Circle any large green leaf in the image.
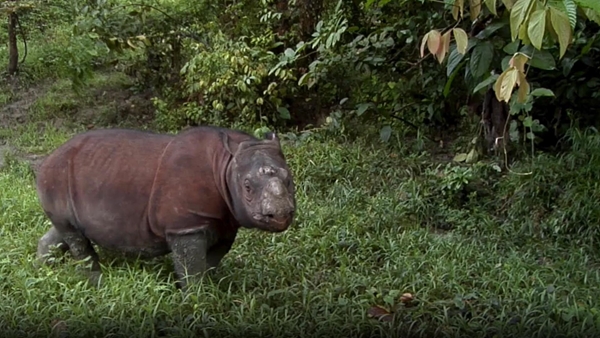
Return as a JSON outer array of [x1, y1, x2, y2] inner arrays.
[[548, 0, 578, 29], [549, 6, 573, 58], [510, 0, 534, 40], [521, 46, 556, 69], [583, 8, 600, 24], [469, 41, 495, 78], [447, 38, 477, 77], [573, 0, 600, 14], [527, 9, 547, 50]]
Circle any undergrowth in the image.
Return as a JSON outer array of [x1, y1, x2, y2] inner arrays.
[[1, 117, 600, 337]]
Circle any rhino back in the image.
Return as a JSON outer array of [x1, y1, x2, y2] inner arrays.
[[148, 127, 253, 238], [37, 129, 173, 252]]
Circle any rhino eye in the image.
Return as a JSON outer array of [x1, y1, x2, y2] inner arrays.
[[244, 179, 251, 193]]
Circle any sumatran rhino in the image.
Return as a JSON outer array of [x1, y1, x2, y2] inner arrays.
[[35, 126, 296, 288]]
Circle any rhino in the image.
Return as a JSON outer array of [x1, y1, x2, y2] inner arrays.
[[35, 126, 296, 288]]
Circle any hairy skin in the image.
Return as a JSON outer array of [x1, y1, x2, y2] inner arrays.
[[35, 126, 296, 289]]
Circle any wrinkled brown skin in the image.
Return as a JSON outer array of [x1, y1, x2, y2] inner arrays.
[[35, 126, 296, 289]]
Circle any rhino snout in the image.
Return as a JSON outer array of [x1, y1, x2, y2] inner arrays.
[[260, 196, 295, 231]]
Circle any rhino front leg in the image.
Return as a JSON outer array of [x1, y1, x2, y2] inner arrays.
[[166, 229, 216, 290], [36, 227, 69, 265]]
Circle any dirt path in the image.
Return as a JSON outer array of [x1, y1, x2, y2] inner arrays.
[[0, 72, 156, 174]]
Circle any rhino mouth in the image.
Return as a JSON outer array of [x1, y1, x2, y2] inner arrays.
[[252, 212, 293, 232]]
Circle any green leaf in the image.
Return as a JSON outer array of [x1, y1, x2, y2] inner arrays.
[[277, 107, 291, 119], [549, 6, 573, 58], [582, 8, 600, 24], [447, 46, 466, 77], [561, 57, 577, 76], [453, 153, 468, 162], [501, 55, 512, 71], [521, 46, 556, 69], [356, 103, 373, 116], [574, 0, 600, 13], [549, 0, 578, 29], [473, 74, 500, 93], [530, 88, 555, 96], [485, 0, 498, 15], [380, 126, 392, 142], [527, 9, 547, 50], [444, 59, 464, 97], [469, 41, 495, 78], [476, 21, 508, 39], [503, 40, 520, 54], [510, 0, 534, 40], [563, 0, 578, 29], [466, 148, 479, 163]]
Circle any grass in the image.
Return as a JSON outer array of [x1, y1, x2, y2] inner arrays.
[[1, 107, 600, 337], [2, 9, 600, 337]]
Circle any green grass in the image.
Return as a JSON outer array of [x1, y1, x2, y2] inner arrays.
[[1, 119, 600, 337]]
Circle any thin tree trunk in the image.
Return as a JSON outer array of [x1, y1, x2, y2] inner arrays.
[[298, 0, 323, 41], [275, 0, 290, 37], [8, 10, 19, 75]]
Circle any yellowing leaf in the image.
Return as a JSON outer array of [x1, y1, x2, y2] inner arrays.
[[470, 0, 482, 20], [420, 32, 430, 58], [518, 21, 531, 45], [453, 28, 469, 54], [427, 30, 442, 56], [452, 0, 465, 20], [509, 52, 530, 72], [517, 71, 530, 103], [494, 67, 519, 102], [510, 0, 534, 40], [549, 6, 573, 58], [485, 0, 498, 15], [527, 8, 547, 50], [436, 30, 452, 63]]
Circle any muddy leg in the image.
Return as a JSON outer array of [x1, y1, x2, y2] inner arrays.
[[36, 227, 69, 265], [166, 229, 215, 290], [52, 220, 102, 286]]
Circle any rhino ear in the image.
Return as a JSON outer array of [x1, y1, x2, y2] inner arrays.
[[221, 132, 240, 156], [264, 132, 280, 146]]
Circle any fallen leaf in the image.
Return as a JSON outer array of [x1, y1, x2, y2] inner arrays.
[[400, 293, 414, 303], [50, 319, 68, 338], [367, 305, 393, 322]]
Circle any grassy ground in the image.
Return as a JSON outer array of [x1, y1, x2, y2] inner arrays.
[[2, 11, 600, 337], [1, 73, 600, 338]]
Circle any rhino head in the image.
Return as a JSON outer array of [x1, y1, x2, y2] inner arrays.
[[223, 131, 296, 232]]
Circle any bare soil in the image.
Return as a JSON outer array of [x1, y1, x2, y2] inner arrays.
[[0, 73, 156, 174]]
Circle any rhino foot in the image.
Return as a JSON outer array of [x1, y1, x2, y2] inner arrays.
[[36, 227, 69, 266], [167, 229, 220, 290]]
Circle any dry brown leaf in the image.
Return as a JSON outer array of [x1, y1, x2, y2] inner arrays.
[[427, 30, 442, 57], [436, 30, 452, 63], [367, 305, 394, 322]]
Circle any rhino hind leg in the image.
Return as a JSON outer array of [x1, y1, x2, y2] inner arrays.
[[36, 227, 69, 265], [47, 218, 102, 286]]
